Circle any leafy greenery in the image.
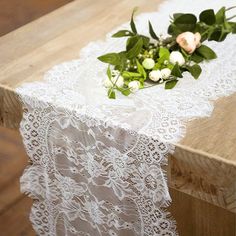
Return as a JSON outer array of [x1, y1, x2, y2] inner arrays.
[[98, 5, 236, 98]]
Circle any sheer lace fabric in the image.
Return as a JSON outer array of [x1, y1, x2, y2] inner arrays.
[[16, 0, 236, 235]]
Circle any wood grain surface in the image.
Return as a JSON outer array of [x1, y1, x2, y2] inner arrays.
[[0, 127, 34, 236], [0, 0, 235, 235], [0, 0, 73, 36]]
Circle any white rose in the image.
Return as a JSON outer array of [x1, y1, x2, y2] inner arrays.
[[112, 75, 124, 88], [142, 58, 155, 70], [103, 77, 113, 88], [128, 81, 140, 93], [161, 68, 171, 79], [169, 51, 185, 66], [149, 70, 162, 82]]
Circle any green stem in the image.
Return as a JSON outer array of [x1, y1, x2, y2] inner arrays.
[[141, 79, 172, 90], [227, 15, 236, 21], [226, 6, 236, 11]]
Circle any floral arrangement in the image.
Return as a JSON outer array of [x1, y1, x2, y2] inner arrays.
[[98, 6, 236, 98]]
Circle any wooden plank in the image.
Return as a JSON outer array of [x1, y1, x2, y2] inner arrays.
[[0, 0, 73, 36], [169, 187, 236, 236], [0, 176, 23, 214], [169, 93, 236, 213], [0, 126, 34, 235], [0, 196, 33, 236], [0, 127, 28, 189]]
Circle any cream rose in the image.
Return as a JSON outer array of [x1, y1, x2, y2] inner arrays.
[[176, 31, 201, 54]]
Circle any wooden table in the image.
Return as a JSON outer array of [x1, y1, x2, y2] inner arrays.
[[0, 0, 235, 235]]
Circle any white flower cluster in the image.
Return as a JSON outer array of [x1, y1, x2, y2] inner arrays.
[[142, 51, 185, 83], [104, 70, 141, 93], [103, 70, 124, 88], [103, 50, 186, 93]]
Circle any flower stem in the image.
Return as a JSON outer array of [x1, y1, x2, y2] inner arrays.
[[226, 6, 236, 11], [227, 14, 236, 21]]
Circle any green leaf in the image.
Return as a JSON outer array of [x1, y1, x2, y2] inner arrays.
[[140, 35, 150, 48], [130, 7, 138, 34], [98, 53, 121, 65], [191, 53, 204, 63], [126, 35, 139, 51], [168, 23, 182, 36], [229, 22, 236, 33], [122, 71, 142, 78], [215, 7, 226, 24], [127, 38, 143, 58], [196, 45, 217, 60], [174, 13, 197, 32], [106, 66, 112, 79], [171, 63, 183, 78], [148, 21, 159, 40], [153, 63, 161, 70], [136, 59, 147, 79], [121, 89, 131, 96], [159, 47, 170, 58], [173, 13, 184, 20], [108, 89, 116, 99], [165, 79, 178, 89], [199, 9, 216, 25], [112, 30, 134, 38], [186, 64, 202, 79]]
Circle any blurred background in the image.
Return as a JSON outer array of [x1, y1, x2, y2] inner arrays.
[[0, 1, 73, 235]]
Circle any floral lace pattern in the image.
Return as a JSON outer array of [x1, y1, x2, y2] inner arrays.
[[16, 0, 236, 235]]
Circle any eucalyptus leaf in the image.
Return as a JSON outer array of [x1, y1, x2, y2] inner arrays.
[[199, 9, 216, 25], [112, 30, 134, 38], [196, 45, 217, 59], [165, 79, 178, 89], [98, 53, 121, 65], [148, 21, 159, 40]]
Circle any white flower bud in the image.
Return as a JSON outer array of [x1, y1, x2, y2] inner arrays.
[[142, 58, 155, 70], [112, 75, 124, 88], [169, 51, 185, 66], [161, 68, 171, 79], [103, 78, 113, 88], [103, 75, 124, 89], [149, 70, 162, 82], [128, 81, 140, 93]]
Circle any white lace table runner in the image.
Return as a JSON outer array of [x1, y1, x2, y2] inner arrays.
[[16, 0, 236, 235]]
